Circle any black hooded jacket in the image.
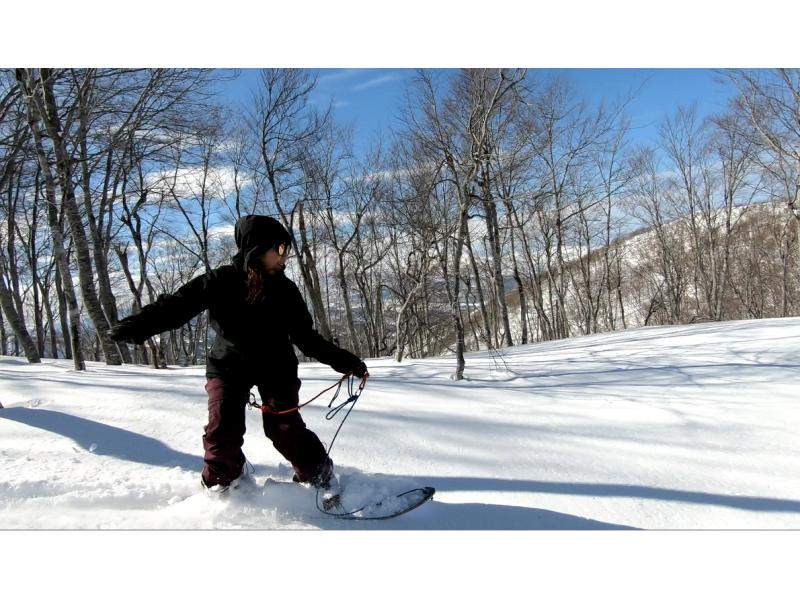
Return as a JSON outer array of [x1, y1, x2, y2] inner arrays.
[[114, 216, 361, 387]]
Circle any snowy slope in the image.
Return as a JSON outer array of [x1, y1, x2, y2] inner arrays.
[[1, 317, 799, 530]]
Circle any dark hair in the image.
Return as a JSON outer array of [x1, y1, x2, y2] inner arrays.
[[245, 267, 265, 304]]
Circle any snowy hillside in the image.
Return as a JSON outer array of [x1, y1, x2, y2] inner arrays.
[[1, 317, 799, 530]]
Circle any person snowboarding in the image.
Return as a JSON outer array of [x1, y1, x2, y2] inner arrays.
[[109, 215, 368, 494]]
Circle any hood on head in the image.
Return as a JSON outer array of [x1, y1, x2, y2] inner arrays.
[[232, 215, 291, 270]]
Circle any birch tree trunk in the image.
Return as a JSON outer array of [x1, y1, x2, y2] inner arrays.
[[73, 71, 131, 363], [451, 201, 469, 380], [508, 216, 528, 345], [18, 68, 121, 364], [53, 248, 73, 361], [464, 225, 494, 349], [23, 190, 47, 354], [16, 69, 85, 370], [480, 165, 513, 346], [0, 239, 40, 363], [0, 303, 6, 356], [39, 264, 60, 358]]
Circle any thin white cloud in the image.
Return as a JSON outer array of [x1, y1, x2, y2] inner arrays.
[[143, 165, 247, 200], [317, 69, 364, 83], [352, 74, 400, 91]]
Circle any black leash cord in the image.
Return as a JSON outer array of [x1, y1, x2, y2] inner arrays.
[[323, 375, 361, 454], [315, 375, 364, 516], [312, 375, 435, 520]]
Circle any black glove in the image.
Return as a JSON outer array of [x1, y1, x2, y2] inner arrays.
[[352, 361, 369, 379], [108, 318, 150, 345]]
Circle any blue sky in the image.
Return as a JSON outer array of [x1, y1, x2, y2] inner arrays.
[[224, 68, 737, 153]]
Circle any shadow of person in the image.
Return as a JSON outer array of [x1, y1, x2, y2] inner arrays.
[[312, 498, 638, 530]]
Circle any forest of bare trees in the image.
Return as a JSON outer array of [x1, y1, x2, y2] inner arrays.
[[0, 68, 797, 380]]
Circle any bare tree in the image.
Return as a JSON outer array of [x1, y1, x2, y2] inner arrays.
[[159, 111, 225, 273], [724, 69, 800, 223], [0, 230, 40, 362], [720, 69, 800, 299], [406, 68, 526, 380], [660, 105, 721, 319], [0, 75, 41, 362], [708, 112, 762, 319], [521, 77, 619, 338], [15, 68, 122, 364], [595, 119, 635, 331], [14, 69, 85, 369], [114, 149, 167, 368], [303, 122, 360, 354], [628, 147, 689, 325], [249, 68, 334, 340]]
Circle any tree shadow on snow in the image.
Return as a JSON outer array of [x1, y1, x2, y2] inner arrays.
[[412, 475, 800, 515], [311, 471, 800, 530], [0, 407, 202, 471]]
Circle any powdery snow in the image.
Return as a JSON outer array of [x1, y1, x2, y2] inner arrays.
[[1, 317, 799, 530]]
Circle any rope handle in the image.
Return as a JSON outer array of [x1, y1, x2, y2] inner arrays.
[[326, 373, 368, 420], [248, 371, 369, 416]]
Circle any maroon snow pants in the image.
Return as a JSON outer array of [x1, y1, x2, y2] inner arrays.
[[201, 377, 328, 487]]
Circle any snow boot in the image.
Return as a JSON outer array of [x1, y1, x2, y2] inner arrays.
[[293, 457, 342, 511], [202, 460, 254, 495], [232, 459, 255, 487], [201, 477, 231, 495], [293, 456, 335, 489]]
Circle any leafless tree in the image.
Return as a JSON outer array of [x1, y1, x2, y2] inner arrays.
[[405, 68, 526, 380], [628, 146, 689, 325], [724, 69, 800, 222], [15, 69, 124, 364], [248, 68, 334, 340]]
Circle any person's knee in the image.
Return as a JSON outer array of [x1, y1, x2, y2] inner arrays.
[[263, 412, 306, 438]]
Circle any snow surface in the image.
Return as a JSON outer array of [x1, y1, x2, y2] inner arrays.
[[1, 317, 799, 530]]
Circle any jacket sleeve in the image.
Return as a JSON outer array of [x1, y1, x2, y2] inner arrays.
[[118, 270, 220, 340], [286, 280, 362, 374]]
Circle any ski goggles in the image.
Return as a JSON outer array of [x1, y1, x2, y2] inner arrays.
[[275, 242, 291, 257]]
